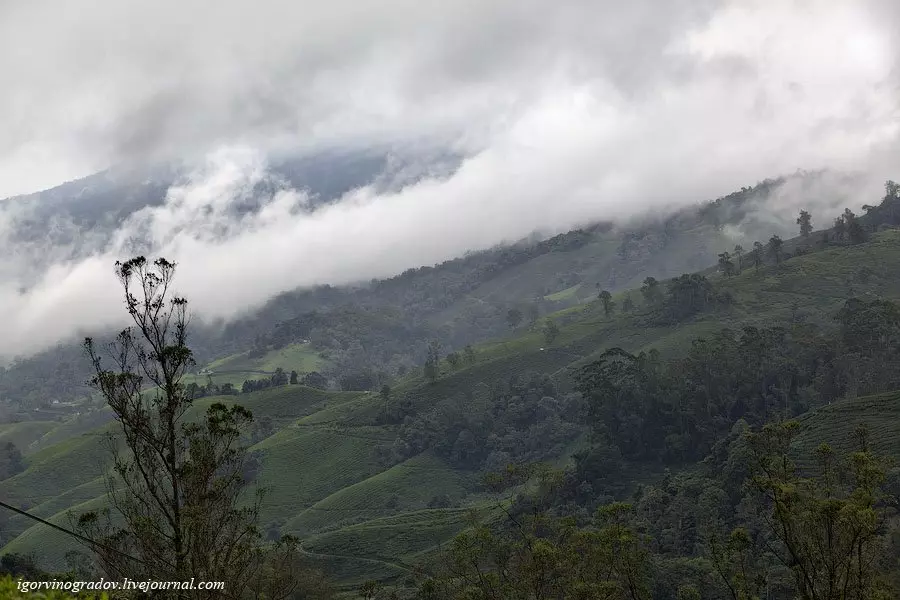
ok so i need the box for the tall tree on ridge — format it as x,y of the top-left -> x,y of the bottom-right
77,257 -> 310,600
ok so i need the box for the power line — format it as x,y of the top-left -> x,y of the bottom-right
0,499 -> 295,599
0,498 -> 147,571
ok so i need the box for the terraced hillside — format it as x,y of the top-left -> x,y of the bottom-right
793,390 -> 900,466
3,229 -> 900,592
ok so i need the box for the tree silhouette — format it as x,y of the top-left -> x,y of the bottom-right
732,245 -> 744,273
423,342 -> 441,383
640,277 -> 663,305
718,252 -> 736,277
752,241 -> 764,271
78,257 -> 305,598
542,319 -> 560,345
767,235 -> 784,264
598,290 -> 615,316
505,308 -> 523,329
796,209 -> 813,238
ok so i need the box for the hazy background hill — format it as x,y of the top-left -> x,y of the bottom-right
0,146 -> 460,268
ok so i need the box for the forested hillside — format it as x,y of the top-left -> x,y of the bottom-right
0,172 -> 859,414
1,181 -> 899,598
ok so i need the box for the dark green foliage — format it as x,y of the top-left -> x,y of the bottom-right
663,274 -> 718,320
235,305 -> 432,379
427,494 -> 453,509
302,371 -> 328,389
418,502 -> 651,600
0,343 -> 92,410
290,369 -> 299,384
0,553 -> 47,579
836,297 -> 900,354
740,422 -> 896,599
339,369 -> 380,391
833,215 -> 848,241
424,343 -> 441,384
463,345 -> 476,364
752,241 -> 764,271
640,277 -> 663,306
859,180 -> 900,230
599,290 -> 615,316
526,303 -> 541,328
506,308 -> 523,329
574,301 -> 900,467
732,245 -> 744,273
708,527 -> 768,600
445,407 -> 899,600
250,416 -> 275,444
718,252 -> 736,277
271,367 -> 289,386
0,442 -> 24,480
767,235 -> 784,264
388,373 -> 582,471
542,319 -> 560,345
848,219 -> 869,244
242,366 -> 306,392
797,209 -> 813,238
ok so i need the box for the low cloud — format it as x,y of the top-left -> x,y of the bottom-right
0,0 -> 898,359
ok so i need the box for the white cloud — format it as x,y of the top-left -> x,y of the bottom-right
0,0 -> 897,359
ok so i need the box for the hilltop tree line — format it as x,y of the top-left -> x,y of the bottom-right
715,180 -> 900,280
181,368 -> 330,399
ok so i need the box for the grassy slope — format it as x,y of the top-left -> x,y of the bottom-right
793,390 -> 900,468
428,223 -> 729,328
418,231 -> 900,400
3,231 -> 900,585
0,421 -> 56,455
286,453 -> 472,535
183,342 -> 329,387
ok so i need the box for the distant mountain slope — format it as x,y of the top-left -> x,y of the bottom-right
0,172 -> 874,411
1,148 -> 456,252
201,173 -> 861,369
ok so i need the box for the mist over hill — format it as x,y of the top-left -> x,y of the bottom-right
2,1 -> 900,595
0,169 -> 874,411
1,0 -> 897,367
0,146 -> 461,272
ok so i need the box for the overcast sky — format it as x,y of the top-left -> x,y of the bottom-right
0,0 -> 898,358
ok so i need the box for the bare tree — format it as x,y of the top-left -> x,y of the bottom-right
76,257 -> 309,600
